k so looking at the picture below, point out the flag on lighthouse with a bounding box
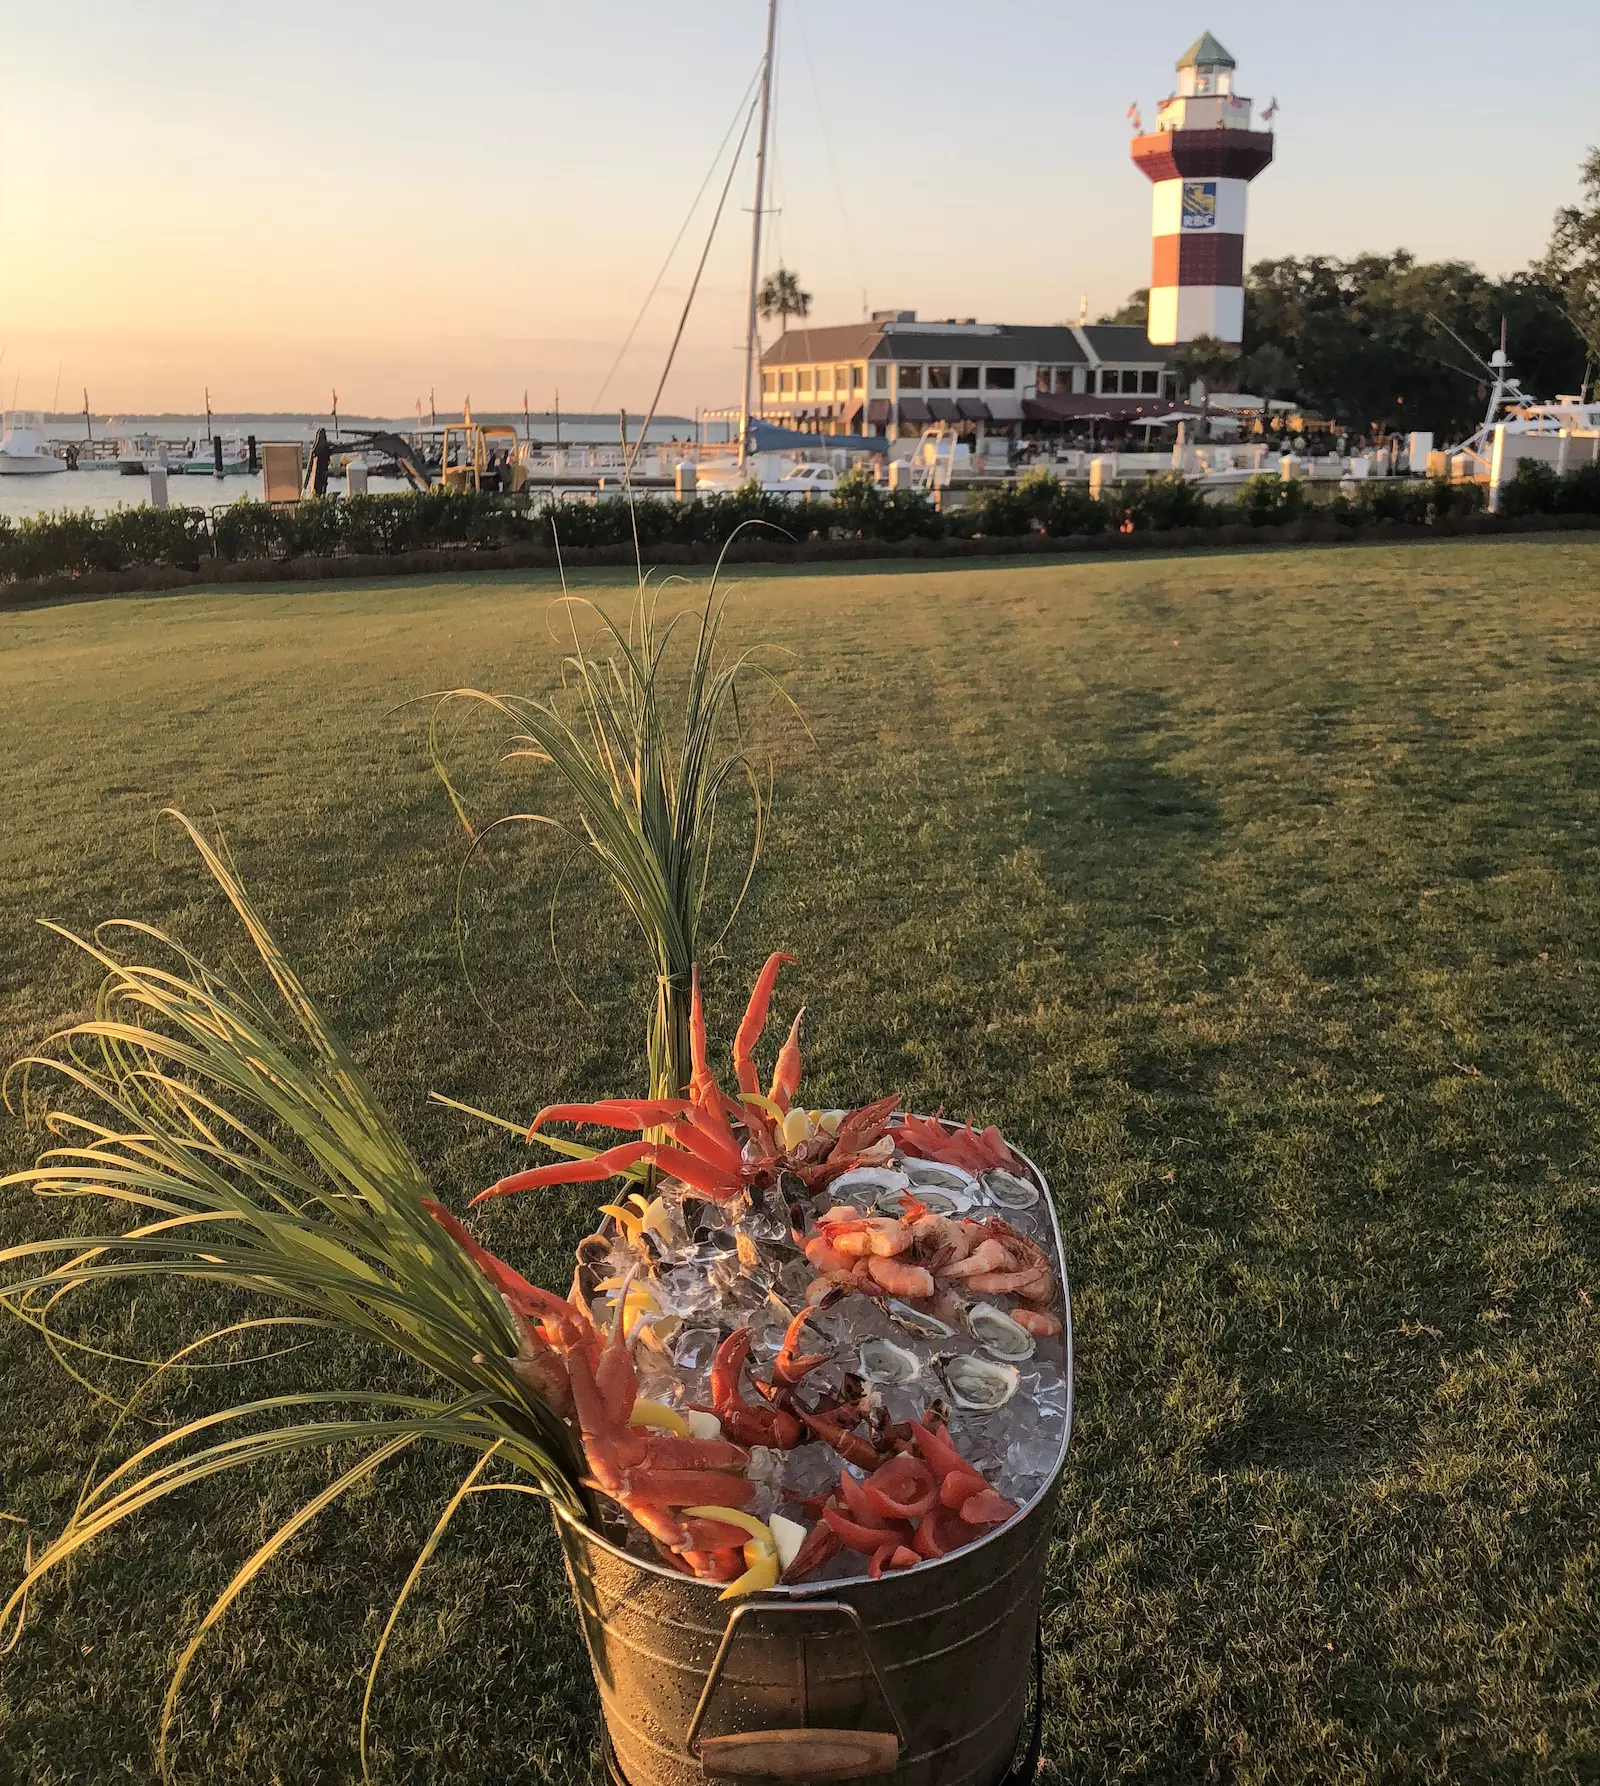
[1262,96,1279,121]
[1126,101,1143,133]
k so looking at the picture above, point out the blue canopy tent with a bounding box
[745,418,889,454]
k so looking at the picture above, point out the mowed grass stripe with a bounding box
[1,539,1597,1783]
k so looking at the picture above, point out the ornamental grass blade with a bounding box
[428,572,789,1098]
[0,813,589,1775]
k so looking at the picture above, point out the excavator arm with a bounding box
[302,427,434,497]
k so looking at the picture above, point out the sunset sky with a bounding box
[4,1,1594,417]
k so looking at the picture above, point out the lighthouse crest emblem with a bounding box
[1180,180,1218,230]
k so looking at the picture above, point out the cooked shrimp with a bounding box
[910,1213,971,1261]
[1011,1309,1061,1338]
[866,1256,935,1298]
[829,1216,915,1259]
[963,1267,1053,1299]
[937,1238,1010,1280]
[803,1233,854,1274]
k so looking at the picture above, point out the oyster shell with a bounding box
[877,1185,963,1219]
[832,1166,910,1202]
[859,1338,921,1385]
[982,1168,1040,1210]
[943,1353,1019,1412]
[965,1302,1036,1362]
[904,1159,979,1197]
[884,1298,958,1340]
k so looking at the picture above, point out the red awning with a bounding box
[867,398,891,425]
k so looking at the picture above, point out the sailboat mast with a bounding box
[738,0,778,467]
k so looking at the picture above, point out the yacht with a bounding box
[0,412,65,476]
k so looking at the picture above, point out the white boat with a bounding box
[115,433,169,475]
[0,411,65,476]
[175,434,249,476]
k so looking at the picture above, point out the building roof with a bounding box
[1078,325,1171,365]
[1177,31,1234,70]
[759,322,883,367]
[763,320,1170,368]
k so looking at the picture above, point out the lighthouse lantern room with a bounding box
[1131,33,1274,346]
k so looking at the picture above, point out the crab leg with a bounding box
[733,951,795,1095]
[526,1099,695,1137]
[472,1140,655,1204]
[768,1009,804,1112]
[633,1142,746,1202]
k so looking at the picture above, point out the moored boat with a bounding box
[0,412,65,476]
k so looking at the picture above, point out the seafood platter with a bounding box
[430,953,1071,1597]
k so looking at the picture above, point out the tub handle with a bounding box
[686,1599,907,1781]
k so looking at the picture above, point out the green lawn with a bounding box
[2,540,1598,1784]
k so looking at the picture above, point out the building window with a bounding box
[1099,369,1121,395]
[957,366,980,390]
[818,366,833,395]
[873,365,888,391]
[798,368,814,394]
[1140,368,1160,394]
[1054,367,1074,393]
[780,371,794,395]
[927,365,951,390]
[1036,369,1051,394]
[984,366,1016,390]
[762,371,777,396]
[852,365,865,391]
[835,366,848,392]
[898,365,923,389]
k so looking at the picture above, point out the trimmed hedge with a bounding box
[6,463,1597,589]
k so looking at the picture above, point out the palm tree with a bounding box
[758,267,812,331]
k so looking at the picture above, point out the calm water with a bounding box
[2,409,719,522]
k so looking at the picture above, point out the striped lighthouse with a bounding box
[1131,33,1274,346]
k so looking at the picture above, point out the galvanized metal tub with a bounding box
[554,1136,1074,1785]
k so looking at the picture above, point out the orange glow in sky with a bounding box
[4,1,1594,416]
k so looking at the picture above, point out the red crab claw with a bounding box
[733,952,796,1095]
[781,1517,843,1584]
[827,1092,903,1161]
[709,1329,802,1447]
[795,1406,884,1473]
[773,1307,830,1386]
[768,1008,804,1113]
[472,1140,655,1204]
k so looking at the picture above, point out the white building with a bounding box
[760,313,1178,437]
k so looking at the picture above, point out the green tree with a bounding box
[1097,289,1149,326]
[1536,145,1600,383]
[757,266,812,330]
[1242,341,1297,429]
[1173,335,1241,400]
[1243,251,1583,437]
